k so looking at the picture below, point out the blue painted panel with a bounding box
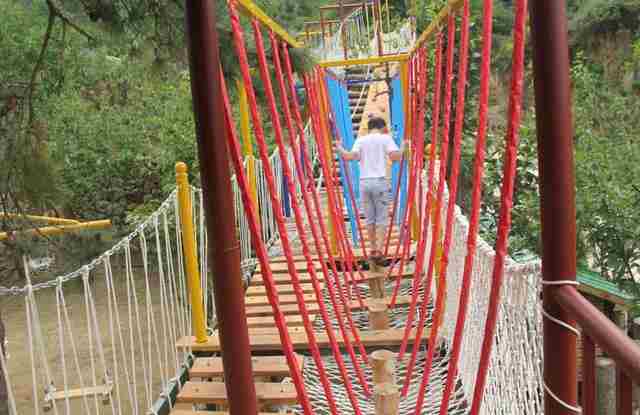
[325,75,360,244]
[390,75,408,224]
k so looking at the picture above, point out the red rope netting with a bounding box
[217,0,529,412]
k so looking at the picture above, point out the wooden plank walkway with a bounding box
[172,196,425,414]
[177,382,298,406]
[177,328,423,353]
[190,355,303,378]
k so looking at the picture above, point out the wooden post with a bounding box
[632,318,640,412]
[374,383,400,415]
[368,299,390,330]
[368,269,386,299]
[371,349,395,384]
[596,357,616,415]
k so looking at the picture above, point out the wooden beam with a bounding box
[320,53,410,68]
[235,0,302,48]
[190,355,303,378]
[177,382,298,406]
[177,328,426,352]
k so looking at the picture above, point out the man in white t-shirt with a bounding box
[337,116,402,262]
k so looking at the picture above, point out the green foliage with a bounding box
[47,60,196,227]
[570,0,640,43]
[571,55,640,284]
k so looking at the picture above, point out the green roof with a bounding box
[577,268,636,307]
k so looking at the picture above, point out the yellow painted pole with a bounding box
[0,213,80,225]
[237,79,259,211]
[175,162,208,344]
[0,220,111,241]
[318,76,338,255]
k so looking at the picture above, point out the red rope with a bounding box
[436,0,474,411]
[383,55,414,257]
[281,44,371,368]
[250,18,366,411]
[397,34,444,360]
[227,4,340,413]
[310,72,368,307]
[388,48,429,307]
[335,137,368,259]
[469,0,527,411]
[406,13,457,402]
[269,30,370,397]
[219,68,315,415]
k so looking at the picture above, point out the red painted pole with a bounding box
[183,1,259,414]
[616,367,633,415]
[582,335,596,415]
[530,1,578,414]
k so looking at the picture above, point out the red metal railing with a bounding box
[554,286,639,415]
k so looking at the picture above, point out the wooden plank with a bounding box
[245,303,321,318]
[177,381,297,405]
[245,295,413,319]
[171,411,286,415]
[190,355,303,378]
[257,261,323,274]
[247,314,316,328]
[246,283,321,297]
[177,328,424,352]
[250,269,414,287]
[249,326,308,336]
[47,384,112,401]
[245,294,316,306]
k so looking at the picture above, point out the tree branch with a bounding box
[27,4,56,124]
[47,0,96,42]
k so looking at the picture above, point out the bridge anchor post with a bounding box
[374,383,400,415]
[368,299,390,330]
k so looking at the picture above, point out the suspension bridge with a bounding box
[1,0,640,414]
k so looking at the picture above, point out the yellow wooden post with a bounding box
[237,79,259,211]
[318,76,338,255]
[176,162,208,344]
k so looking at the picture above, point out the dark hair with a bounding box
[367,117,386,131]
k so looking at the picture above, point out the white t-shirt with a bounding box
[351,132,399,179]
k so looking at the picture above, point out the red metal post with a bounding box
[582,335,596,415]
[529,1,578,414]
[616,367,633,415]
[183,1,259,414]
